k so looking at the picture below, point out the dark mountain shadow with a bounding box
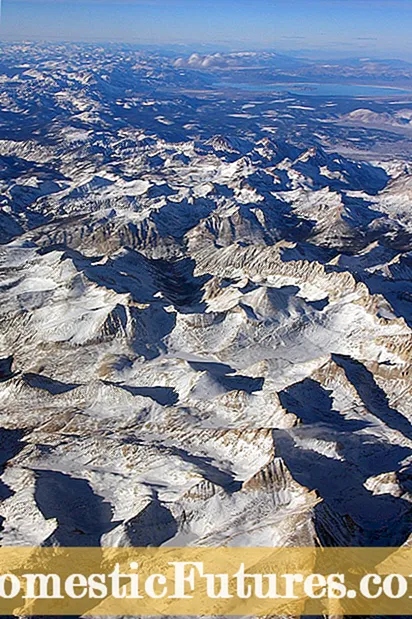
[279,377,371,432]
[27,469,119,616]
[189,360,236,375]
[9,180,63,207]
[0,428,26,502]
[273,429,411,547]
[23,373,80,395]
[147,183,177,199]
[189,359,264,395]
[0,155,68,182]
[105,382,178,406]
[219,374,264,394]
[150,196,214,239]
[276,379,412,547]
[66,246,160,305]
[248,169,285,192]
[273,284,330,313]
[0,429,27,537]
[342,194,387,227]
[154,443,242,494]
[56,247,210,313]
[35,470,118,547]
[280,241,337,265]
[362,272,412,328]
[388,252,412,279]
[309,297,329,311]
[332,354,412,441]
[238,192,316,244]
[129,304,176,361]
[0,211,24,244]
[0,356,15,382]
[211,183,235,198]
[123,496,178,546]
[153,257,211,313]
[263,167,293,191]
[291,147,389,194]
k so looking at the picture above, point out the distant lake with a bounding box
[214,81,412,97]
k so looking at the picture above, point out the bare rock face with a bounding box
[0,42,412,557]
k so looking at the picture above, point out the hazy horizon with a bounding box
[1,0,412,62]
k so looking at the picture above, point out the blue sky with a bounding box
[1,0,412,59]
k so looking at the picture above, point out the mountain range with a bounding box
[0,43,411,559]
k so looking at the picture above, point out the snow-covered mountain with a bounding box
[0,43,412,554]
